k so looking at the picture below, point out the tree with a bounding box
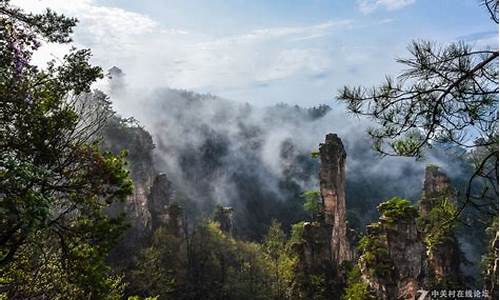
[129,227,183,299]
[302,190,321,220]
[184,221,273,300]
[337,1,498,219]
[0,0,132,297]
[342,265,375,300]
[262,220,297,300]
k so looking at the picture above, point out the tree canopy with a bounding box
[0,0,132,297]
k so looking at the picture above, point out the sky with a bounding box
[14,0,499,107]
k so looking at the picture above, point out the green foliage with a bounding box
[128,296,159,300]
[356,218,394,280]
[337,12,499,233]
[302,190,321,219]
[484,217,499,243]
[129,219,279,300]
[356,197,417,281]
[377,197,418,223]
[1,146,131,298]
[357,232,393,279]
[286,220,336,300]
[0,1,131,298]
[129,227,183,299]
[310,151,320,159]
[343,282,374,300]
[187,221,274,300]
[129,218,327,300]
[342,265,376,300]
[289,222,305,245]
[337,40,498,160]
[263,220,287,258]
[390,134,424,157]
[100,101,156,184]
[307,274,327,300]
[262,220,298,300]
[418,197,458,251]
[290,271,330,300]
[213,205,234,233]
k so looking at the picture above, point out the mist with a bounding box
[100,68,470,238]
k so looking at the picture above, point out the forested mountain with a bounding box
[105,75,474,238]
[95,83,492,298]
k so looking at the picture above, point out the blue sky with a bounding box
[95,0,492,36]
[15,0,499,106]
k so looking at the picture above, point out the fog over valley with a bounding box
[2,1,498,299]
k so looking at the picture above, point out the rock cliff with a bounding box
[214,206,234,235]
[484,223,499,299]
[354,166,464,299]
[419,166,462,286]
[292,221,336,299]
[319,133,353,264]
[420,165,454,216]
[358,198,427,300]
[148,174,176,231]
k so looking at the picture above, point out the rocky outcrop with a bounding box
[419,166,462,285]
[107,66,125,94]
[419,165,454,216]
[354,166,465,299]
[101,105,159,268]
[101,95,157,234]
[358,199,427,300]
[288,133,352,299]
[385,220,426,299]
[319,133,352,264]
[427,236,461,284]
[484,230,499,299]
[214,206,234,235]
[148,174,176,231]
[165,203,183,237]
[293,222,333,273]
[292,221,337,299]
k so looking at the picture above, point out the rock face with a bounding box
[107,66,125,93]
[427,237,461,284]
[101,102,157,235]
[294,222,332,271]
[419,166,461,285]
[420,165,454,216]
[148,174,176,231]
[165,203,183,237]
[214,206,234,235]
[291,133,352,299]
[385,220,426,299]
[319,133,352,264]
[359,201,427,300]
[124,182,153,240]
[101,111,158,267]
[484,230,499,299]
[356,166,465,299]
[292,222,336,299]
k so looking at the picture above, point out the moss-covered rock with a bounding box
[354,197,426,300]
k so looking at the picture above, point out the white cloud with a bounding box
[358,0,416,14]
[256,48,331,82]
[238,20,352,41]
[13,0,408,107]
[13,0,352,99]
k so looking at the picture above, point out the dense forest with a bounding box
[0,0,498,299]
